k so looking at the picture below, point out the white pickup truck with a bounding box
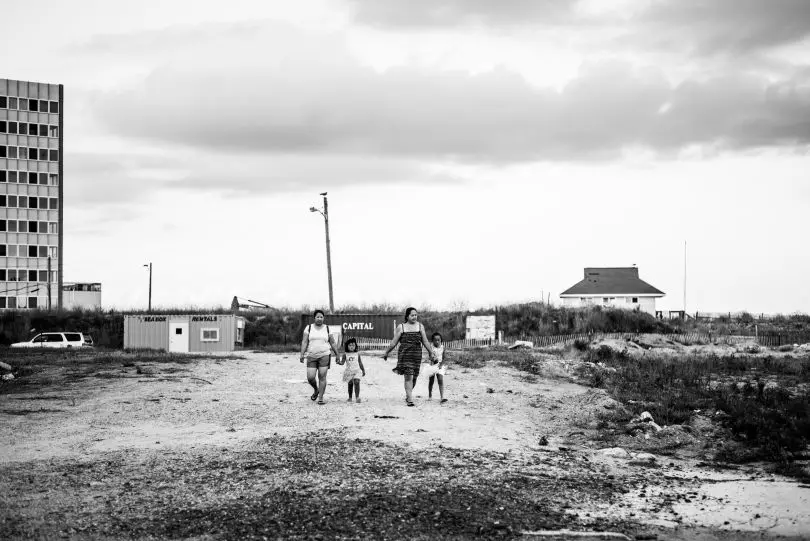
[10,332,87,348]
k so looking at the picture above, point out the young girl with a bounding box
[341,338,366,403]
[423,332,448,403]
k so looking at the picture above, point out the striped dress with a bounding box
[394,324,423,376]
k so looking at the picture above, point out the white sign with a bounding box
[466,315,496,340]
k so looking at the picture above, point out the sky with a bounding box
[1,0,809,314]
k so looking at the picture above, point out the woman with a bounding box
[300,309,340,405]
[382,307,436,406]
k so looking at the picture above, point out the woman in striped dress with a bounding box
[382,307,436,407]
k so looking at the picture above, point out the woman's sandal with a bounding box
[406,400,415,407]
[440,398,449,404]
[311,392,318,401]
[317,400,326,405]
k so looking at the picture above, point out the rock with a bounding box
[486,388,495,394]
[1,373,14,381]
[638,411,654,422]
[600,447,630,458]
[538,436,549,446]
[631,452,657,462]
[509,341,533,350]
[0,361,12,372]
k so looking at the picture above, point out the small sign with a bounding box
[466,315,495,340]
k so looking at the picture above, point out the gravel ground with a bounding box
[0,351,807,540]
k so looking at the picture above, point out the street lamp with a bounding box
[143,262,152,311]
[310,192,334,312]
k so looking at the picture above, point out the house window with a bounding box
[632,297,638,303]
[603,298,609,303]
[201,328,220,342]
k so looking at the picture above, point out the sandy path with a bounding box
[1,351,808,538]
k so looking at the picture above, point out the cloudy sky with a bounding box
[2,0,809,314]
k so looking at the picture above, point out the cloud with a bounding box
[349,0,810,54]
[89,22,810,164]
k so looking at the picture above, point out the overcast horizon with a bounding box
[2,0,809,314]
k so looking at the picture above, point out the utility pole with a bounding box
[144,262,152,311]
[47,256,52,311]
[310,193,335,312]
[683,241,687,317]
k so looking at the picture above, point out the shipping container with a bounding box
[124,314,245,352]
[299,313,401,344]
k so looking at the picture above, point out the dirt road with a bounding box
[1,351,808,540]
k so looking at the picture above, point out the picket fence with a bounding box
[353,331,809,352]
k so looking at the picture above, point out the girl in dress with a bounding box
[341,338,366,403]
[424,332,448,403]
[382,307,436,407]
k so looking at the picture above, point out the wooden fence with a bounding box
[354,331,810,353]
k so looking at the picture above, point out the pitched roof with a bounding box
[560,267,665,296]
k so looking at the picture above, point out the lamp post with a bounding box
[310,192,334,312]
[143,262,152,311]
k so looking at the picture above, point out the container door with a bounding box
[169,322,189,352]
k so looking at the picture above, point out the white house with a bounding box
[559,267,664,315]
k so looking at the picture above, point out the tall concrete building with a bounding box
[0,78,63,310]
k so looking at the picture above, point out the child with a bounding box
[423,332,448,403]
[341,338,366,403]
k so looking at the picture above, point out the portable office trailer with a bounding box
[124,314,246,352]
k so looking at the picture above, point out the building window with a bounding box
[19,123,27,135]
[28,297,37,309]
[38,221,47,233]
[7,270,17,282]
[0,145,6,158]
[0,270,5,281]
[48,174,59,186]
[6,297,15,308]
[0,297,6,309]
[0,171,5,183]
[7,196,17,207]
[49,198,58,210]
[49,150,58,162]
[8,219,17,232]
[19,98,28,111]
[28,148,37,160]
[49,125,58,138]
[38,246,47,258]
[48,246,58,258]
[29,197,38,209]
[29,123,38,135]
[38,124,47,137]
[39,173,48,185]
[28,270,38,282]
[0,120,6,132]
[39,149,48,161]
[9,121,18,134]
[28,246,38,258]
[8,146,18,159]
[8,171,17,183]
[39,100,48,113]
[0,195,5,207]
[0,245,5,256]
[9,97,18,109]
[29,172,38,184]
[201,329,220,342]
[39,197,48,209]
[29,100,38,112]
[8,245,18,256]
[49,101,59,114]
[0,220,5,232]
[0,96,6,108]
[28,221,38,232]
[18,196,28,209]
[48,223,58,234]
[39,270,47,282]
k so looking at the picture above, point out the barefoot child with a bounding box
[341,338,366,403]
[424,332,448,403]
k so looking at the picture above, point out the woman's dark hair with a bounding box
[431,332,443,342]
[313,309,325,318]
[344,338,358,352]
[404,307,418,321]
